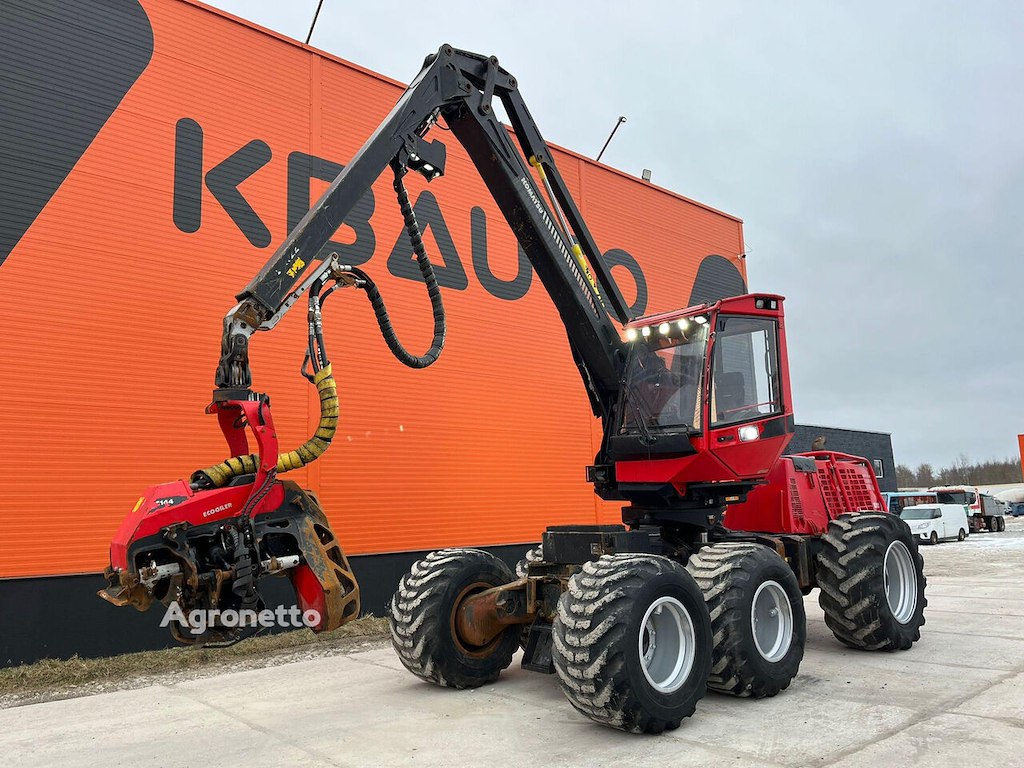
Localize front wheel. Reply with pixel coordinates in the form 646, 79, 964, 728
687, 543, 806, 698
818, 513, 927, 651
929, 530, 939, 545
958, 528, 967, 542
389, 548, 519, 689
551, 554, 712, 734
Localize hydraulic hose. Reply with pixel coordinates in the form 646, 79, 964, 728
191, 161, 446, 490
352, 162, 446, 369
191, 364, 338, 489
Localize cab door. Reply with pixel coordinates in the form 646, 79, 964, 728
707, 315, 791, 478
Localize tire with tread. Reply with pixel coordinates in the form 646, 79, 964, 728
515, 544, 543, 578
817, 513, 927, 651
389, 548, 519, 689
957, 528, 966, 542
551, 553, 712, 734
929, 530, 938, 545
515, 545, 543, 649
687, 543, 806, 698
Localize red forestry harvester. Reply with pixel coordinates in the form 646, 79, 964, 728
98, 44, 926, 734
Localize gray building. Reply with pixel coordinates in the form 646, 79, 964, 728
788, 424, 897, 493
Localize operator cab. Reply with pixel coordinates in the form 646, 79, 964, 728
603, 294, 794, 514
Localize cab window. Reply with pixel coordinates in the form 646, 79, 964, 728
710, 316, 781, 427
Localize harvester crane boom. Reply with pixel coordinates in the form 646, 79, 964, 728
215, 46, 633, 422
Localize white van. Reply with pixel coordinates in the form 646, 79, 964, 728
900, 504, 971, 544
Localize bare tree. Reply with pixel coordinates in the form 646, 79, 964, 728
923, 456, 1022, 486
915, 463, 935, 487
896, 464, 916, 488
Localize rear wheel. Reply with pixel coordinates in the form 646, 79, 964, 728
389, 548, 519, 689
997, 517, 1006, 532
551, 554, 712, 734
514, 544, 543, 578
514, 545, 543, 648
958, 529, 966, 542
687, 543, 806, 698
818, 513, 927, 650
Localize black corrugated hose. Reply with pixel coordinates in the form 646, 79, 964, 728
349, 160, 446, 368
191, 161, 446, 490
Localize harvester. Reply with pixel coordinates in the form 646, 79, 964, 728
99, 46, 926, 734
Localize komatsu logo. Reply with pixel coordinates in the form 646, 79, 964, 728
170, 117, 650, 314
202, 503, 233, 518
519, 175, 568, 253
519, 175, 600, 316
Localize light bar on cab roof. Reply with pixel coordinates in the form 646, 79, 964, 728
623, 315, 709, 342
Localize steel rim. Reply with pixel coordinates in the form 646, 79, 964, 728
450, 581, 502, 658
750, 580, 794, 662
638, 596, 696, 694
883, 540, 918, 624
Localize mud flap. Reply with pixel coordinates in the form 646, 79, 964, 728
521, 622, 555, 673
288, 514, 360, 632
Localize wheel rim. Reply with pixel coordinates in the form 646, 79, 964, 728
883, 541, 918, 624
638, 596, 696, 694
450, 581, 503, 658
750, 580, 794, 662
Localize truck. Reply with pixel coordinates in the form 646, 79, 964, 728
883, 491, 939, 516
97, 45, 927, 734
929, 485, 1006, 532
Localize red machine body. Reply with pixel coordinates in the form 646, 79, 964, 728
107, 480, 280, 571
724, 451, 886, 535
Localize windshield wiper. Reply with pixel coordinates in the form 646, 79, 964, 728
621, 382, 658, 446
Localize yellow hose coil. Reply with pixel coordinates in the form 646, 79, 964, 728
194, 365, 339, 488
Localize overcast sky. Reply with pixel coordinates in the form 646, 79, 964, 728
204, 0, 1023, 469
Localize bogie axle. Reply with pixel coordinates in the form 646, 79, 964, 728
389, 515, 926, 733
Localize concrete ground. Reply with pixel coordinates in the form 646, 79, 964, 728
5, 519, 1023, 768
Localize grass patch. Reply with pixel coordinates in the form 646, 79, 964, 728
0, 616, 389, 700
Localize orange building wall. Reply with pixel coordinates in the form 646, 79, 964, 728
0, 0, 745, 578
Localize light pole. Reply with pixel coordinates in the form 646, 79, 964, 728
596, 116, 627, 163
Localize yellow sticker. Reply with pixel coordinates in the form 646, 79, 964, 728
286, 257, 306, 278
131, 496, 145, 513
